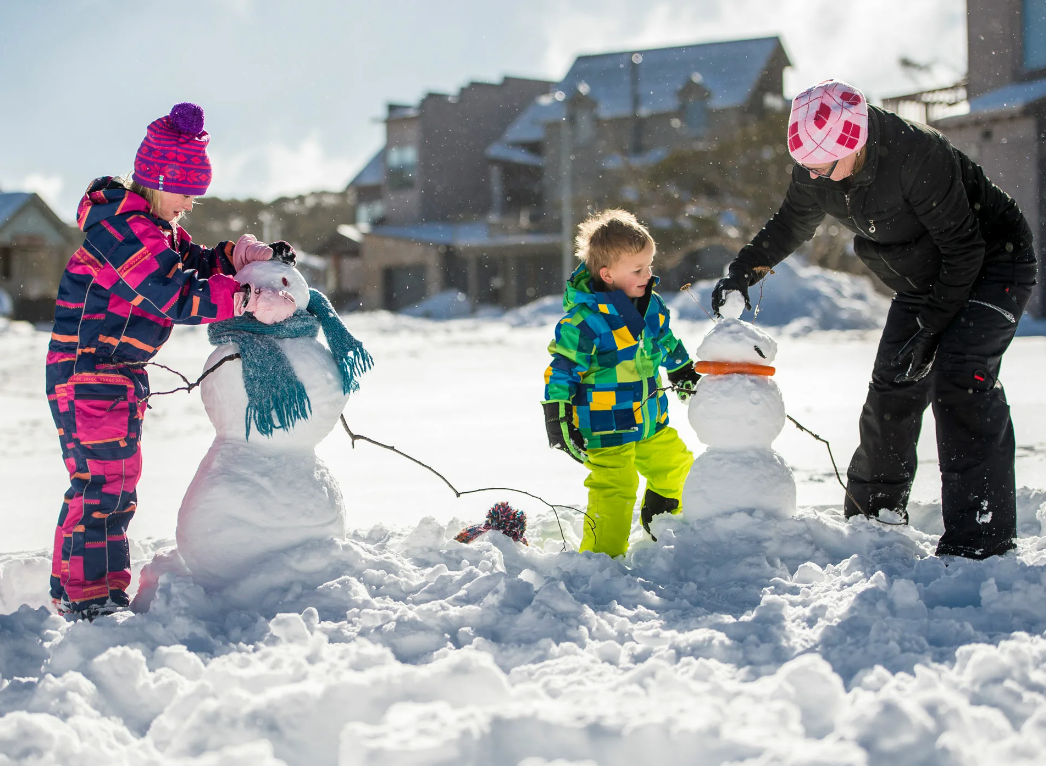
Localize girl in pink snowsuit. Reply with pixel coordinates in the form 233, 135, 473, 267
46, 103, 296, 619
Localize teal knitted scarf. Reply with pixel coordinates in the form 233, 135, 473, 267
208, 288, 373, 439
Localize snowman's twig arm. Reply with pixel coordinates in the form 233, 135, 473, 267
785, 415, 905, 526
339, 415, 576, 550
339, 414, 460, 496
138, 353, 243, 401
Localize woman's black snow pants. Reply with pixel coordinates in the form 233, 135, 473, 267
844, 259, 1037, 559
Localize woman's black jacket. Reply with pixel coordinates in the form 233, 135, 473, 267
734, 105, 1033, 333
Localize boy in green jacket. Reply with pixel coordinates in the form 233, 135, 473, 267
543, 210, 699, 556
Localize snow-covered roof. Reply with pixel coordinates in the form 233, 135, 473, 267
367, 220, 560, 248
347, 148, 384, 189
967, 77, 1046, 115
0, 192, 32, 230
485, 141, 544, 167
499, 37, 786, 147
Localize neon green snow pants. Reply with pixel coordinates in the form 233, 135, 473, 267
581, 426, 693, 556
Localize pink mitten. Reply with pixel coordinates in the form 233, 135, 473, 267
232, 233, 274, 271
233, 284, 297, 324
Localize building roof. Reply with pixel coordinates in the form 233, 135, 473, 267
368, 220, 561, 248
0, 193, 32, 230
499, 36, 787, 147
967, 77, 1046, 115
485, 141, 544, 167
347, 148, 384, 189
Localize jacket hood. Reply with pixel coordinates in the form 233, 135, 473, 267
563, 263, 660, 313
75, 176, 152, 232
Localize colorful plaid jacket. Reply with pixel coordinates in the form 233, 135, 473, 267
46, 177, 242, 383
543, 264, 691, 449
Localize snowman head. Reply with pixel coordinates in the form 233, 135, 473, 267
235, 260, 310, 314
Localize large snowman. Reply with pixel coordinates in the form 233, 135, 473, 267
176, 258, 369, 590
681, 293, 796, 519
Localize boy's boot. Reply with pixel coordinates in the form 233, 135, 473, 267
641, 489, 679, 541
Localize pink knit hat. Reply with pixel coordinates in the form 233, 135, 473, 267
133, 103, 212, 195
786, 80, 868, 165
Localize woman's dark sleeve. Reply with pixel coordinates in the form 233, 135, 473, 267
902, 140, 986, 334
734, 173, 826, 280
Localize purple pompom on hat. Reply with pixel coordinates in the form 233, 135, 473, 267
133, 102, 212, 196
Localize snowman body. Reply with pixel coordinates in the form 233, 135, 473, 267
176, 261, 349, 589
682, 295, 796, 519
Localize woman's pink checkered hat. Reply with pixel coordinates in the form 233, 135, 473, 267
787, 80, 868, 165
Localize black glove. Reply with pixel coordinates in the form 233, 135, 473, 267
542, 401, 587, 464
891, 325, 940, 383
269, 240, 297, 265
666, 363, 701, 402
711, 263, 754, 316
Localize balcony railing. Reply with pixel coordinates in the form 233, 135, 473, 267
882, 81, 968, 125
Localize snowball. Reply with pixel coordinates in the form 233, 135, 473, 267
682, 448, 796, 520
201, 338, 349, 449
719, 290, 747, 319
696, 317, 778, 364
236, 260, 310, 310
688, 374, 785, 449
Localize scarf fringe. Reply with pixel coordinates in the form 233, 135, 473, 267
244, 378, 313, 439
307, 289, 374, 394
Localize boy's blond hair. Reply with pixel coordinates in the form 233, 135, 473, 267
575, 209, 655, 274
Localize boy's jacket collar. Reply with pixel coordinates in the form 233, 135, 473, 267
564, 263, 657, 341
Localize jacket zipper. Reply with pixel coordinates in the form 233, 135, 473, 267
846, 191, 918, 289
969, 299, 1017, 323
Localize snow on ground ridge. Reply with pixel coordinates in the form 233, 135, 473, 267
5, 502, 1046, 764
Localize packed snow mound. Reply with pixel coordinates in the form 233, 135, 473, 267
695, 318, 778, 364
5, 501, 1046, 763
667, 257, 890, 331
401, 290, 473, 320
501, 295, 564, 327
687, 374, 785, 449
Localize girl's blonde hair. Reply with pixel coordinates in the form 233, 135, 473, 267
116, 173, 162, 214
575, 209, 655, 274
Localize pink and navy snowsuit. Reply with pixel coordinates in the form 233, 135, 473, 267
46, 177, 241, 610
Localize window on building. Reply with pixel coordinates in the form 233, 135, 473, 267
355, 200, 385, 227
685, 99, 708, 137
1025, 0, 1046, 70
573, 105, 596, 145
386, 145, 418, 190
0, 247, 12, 280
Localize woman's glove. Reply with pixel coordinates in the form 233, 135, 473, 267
667, 363, 701, 402
711, 263, 754, 316
892, 324, 940, 383
542, 401, 587, 464
232, 234, 274, 271
233, 284, 297, 324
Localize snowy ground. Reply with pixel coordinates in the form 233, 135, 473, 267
5, 268, 1046, 764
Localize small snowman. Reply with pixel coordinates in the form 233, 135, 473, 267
176, 253, 372, 590
681, 292, 796, 519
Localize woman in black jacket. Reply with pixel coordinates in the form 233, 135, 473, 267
711, 79, 1036, 559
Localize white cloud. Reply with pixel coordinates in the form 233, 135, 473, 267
536, 0, 966, 100
16, 173, 65, 212
209, 134, 359, 201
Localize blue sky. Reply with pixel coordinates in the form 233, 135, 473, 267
0, 0, 965, 220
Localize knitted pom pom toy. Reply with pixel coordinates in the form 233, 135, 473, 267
455, 502, 528, 545
169, 102, 205, 136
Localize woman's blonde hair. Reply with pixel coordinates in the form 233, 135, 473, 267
575, 209, 655, 274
